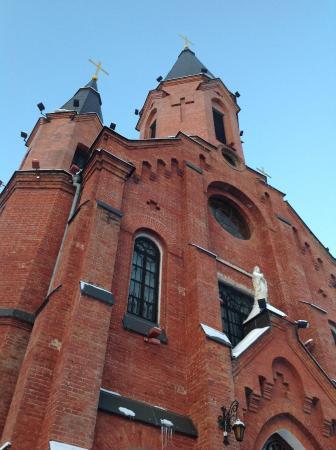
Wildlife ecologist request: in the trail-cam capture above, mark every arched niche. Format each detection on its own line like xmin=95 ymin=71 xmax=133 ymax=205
xmin=272 ymin=357 xmax=305 ymax=400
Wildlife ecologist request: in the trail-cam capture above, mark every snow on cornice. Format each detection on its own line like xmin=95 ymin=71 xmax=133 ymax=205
xmin=232 ymin=327 xmax=270 ymax=358
xmin=200 ymin=323 xmax=231 ymax=346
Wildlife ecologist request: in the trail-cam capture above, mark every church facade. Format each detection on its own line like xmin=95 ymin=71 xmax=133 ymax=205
xmin=0 ymin=46 xmax=335 ymax=450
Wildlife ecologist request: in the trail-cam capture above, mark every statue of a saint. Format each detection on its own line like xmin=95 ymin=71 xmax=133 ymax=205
xmin=244 ymin=266 xmax=269 ymax=324
xmin=252 ymin=266 xmax=268 ymax=301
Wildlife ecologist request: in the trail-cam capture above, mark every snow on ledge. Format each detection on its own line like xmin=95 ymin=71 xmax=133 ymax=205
xmin=267 ymin=303 xmax=287 ymax=317
xmin=232 ymin=327 xmax=270 ymax=358
xmin=100 ymin=387 xmax=121 ymax=396
xmin=53 ymin=109 xmax=74 ymax=113
xmin=0 ymin=443 xmax=11 ymax=450
xmin=200 ymin=323 xmax=231 ymax=346
xmin=80 ymin=281 xmax=111 ymax=295
xmin=244 ymin=303 xmax=286 ymax=323
xmin=49 ymin=441 xmax=88 ymax=450
xmin=243 ymin=303 xmax=261 ymax=323
xmin=160 ymin=418 xmax=174 ymax=427
xmin=118 ymin=406 xmax=135 ymax=417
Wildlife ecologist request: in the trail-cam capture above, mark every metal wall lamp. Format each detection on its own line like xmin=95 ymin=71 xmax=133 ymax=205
xmin=218 ymin=400 xmax=246 ymax=445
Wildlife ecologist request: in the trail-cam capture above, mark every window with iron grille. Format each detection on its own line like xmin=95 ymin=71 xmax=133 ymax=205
xmin=219 ymin=282 xmax=253 ymax=347
xmin=127 ymin=237 xmax=160 ymax=323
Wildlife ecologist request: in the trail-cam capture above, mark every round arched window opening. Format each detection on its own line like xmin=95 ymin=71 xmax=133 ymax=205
xmin=221 ymin=147 xmax=239 ymax=168
xmin=223 ymin=152 xmax=237 ymax=167
xmin=209 ymin=197 xmax=251 ymax=240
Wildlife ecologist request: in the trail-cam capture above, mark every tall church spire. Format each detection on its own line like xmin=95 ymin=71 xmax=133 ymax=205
xmin=61 ymin=77 xmax=103 ymax=121
xmin=164 ymin=47 xmax=215 ymax=81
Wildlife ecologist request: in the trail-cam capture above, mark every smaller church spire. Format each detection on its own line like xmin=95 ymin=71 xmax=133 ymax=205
xmin=60 ymin=78 xmax=103 ymax=121
xmin=60 ymin=60 xmax=109 ymax=121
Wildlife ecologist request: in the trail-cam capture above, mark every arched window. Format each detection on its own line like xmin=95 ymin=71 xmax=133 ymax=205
xmin=127 ymin=236 xmax=161 ymax=323
xmin=209 ymin=196 xmax=251 ymax=240
xmin=212 ymin=108 xmax=226 ymax=144
xmin=150 ymin=120 xmax=157 ymax=138
xmin=144 ymin=108 xmax=157 ymax=139
xmin=71 ymin=143 xmax=89 ymax=169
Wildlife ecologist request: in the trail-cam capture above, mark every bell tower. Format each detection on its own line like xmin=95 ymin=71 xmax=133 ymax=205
xmin=0 ymin=73 xmax=104 ymax=440
xmin=136 ymin=46 xmax=244 ymax=161
xmin=21 ymin=77 xmax=103 ymax=172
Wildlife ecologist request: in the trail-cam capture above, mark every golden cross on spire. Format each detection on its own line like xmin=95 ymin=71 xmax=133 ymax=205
xmin=88 ymin=59 xmax=109 ymax=80
xmin=179 ymin=34 xmax=194 ymax=49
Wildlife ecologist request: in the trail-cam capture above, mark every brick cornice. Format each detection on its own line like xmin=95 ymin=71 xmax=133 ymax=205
xmin=83 ymin=148 xmax=135 ymax=182
xmin=93 ymin=126 xmax=180 ymax=152
xmin=160 ymin=74 xmax=207 ymax=87
xmin=0 ymin=170 xmax=74 ymax=207
xmin=232 ymin=328 xmax=274 ymax=376
xmin=26 ymin=112 xmax=102 ymax=147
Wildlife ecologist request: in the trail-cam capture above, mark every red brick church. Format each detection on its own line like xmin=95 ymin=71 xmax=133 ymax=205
xmin=0 ymin=45 xmax=335 ymax=450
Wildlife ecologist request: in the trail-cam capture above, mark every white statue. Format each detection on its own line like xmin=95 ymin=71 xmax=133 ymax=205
xmin=252 ymin=266 xmax=268 ymax=301
xmin=244 ymin=266 xmax=269 ymax=324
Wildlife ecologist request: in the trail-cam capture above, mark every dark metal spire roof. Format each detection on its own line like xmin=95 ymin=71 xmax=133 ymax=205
xmin=61 ymin=78 xmax=103 ymax=121
xmin=164 ymin=48 xmax=215 ymax=81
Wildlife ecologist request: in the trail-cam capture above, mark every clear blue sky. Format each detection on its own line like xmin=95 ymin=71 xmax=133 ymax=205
xmin=1 ymin=0 xmax=336 ymax=256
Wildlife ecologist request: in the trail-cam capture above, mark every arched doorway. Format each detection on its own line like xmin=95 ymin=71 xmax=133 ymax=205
xmin=262 ymin=433 xmax=293 ymax=450
xmin=262 ymin=429 xmax=306 ymax=450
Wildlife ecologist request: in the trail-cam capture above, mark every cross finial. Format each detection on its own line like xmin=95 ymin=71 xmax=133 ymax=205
xmin=256 ymin=167 xmax=272 ymax=179
xmin=179 ymin=34 xmax=194 ymax=49
xmin=88 ymin=59 xmax=109 ymax=80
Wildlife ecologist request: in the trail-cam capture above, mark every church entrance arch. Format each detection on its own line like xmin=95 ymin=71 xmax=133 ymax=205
xmin=262 ymin=429 xmax=306 ymax=450
xmin=254 ymin=414 xmax=322 ymax=450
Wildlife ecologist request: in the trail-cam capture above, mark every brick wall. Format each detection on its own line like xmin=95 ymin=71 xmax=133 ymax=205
xmin=0 ymin=77 xmax=335 ymax=450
